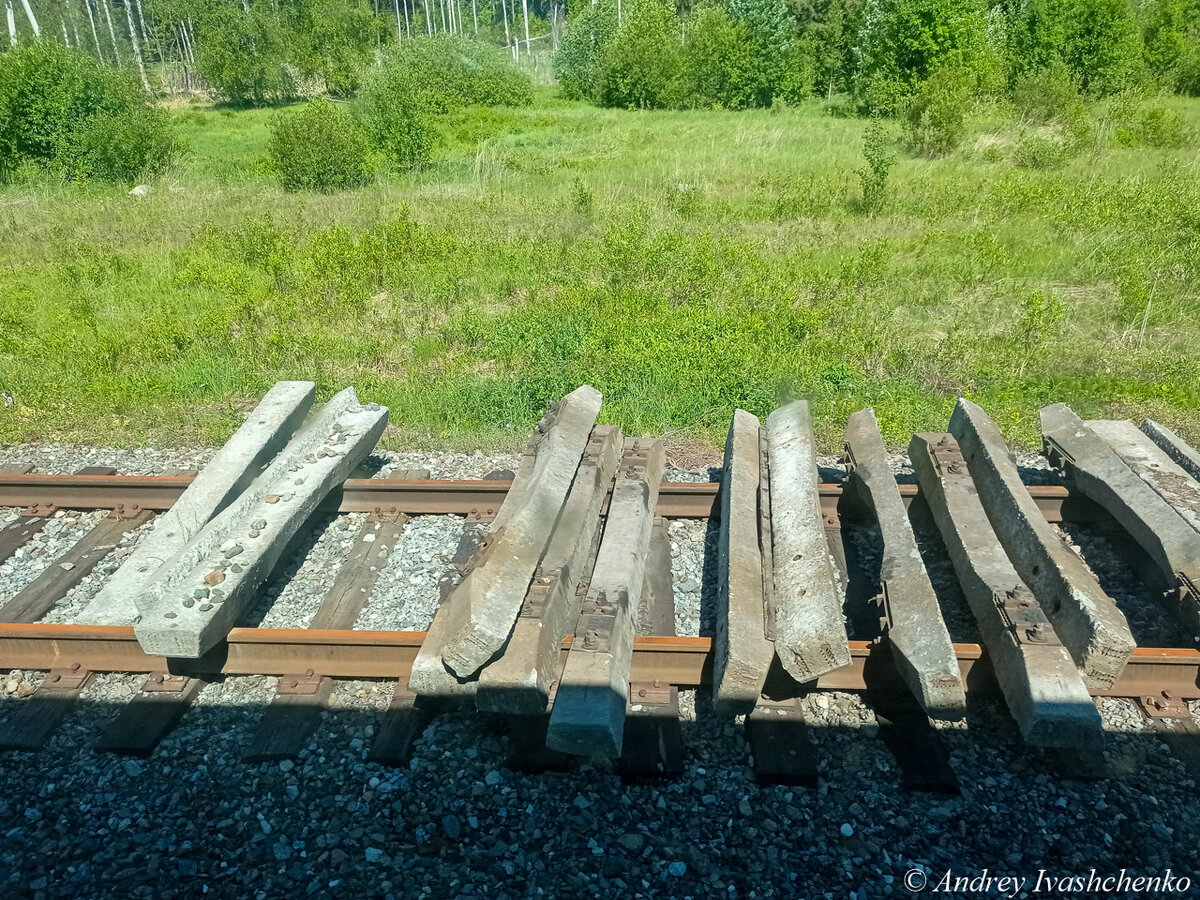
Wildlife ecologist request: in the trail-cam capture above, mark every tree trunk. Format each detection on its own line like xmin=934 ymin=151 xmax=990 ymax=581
xmin=439 ymin=0 xmax=446 ymax=32
xmin=6 ymin=0 xmax=17 ymax=46
xmin=422 ymin=0 xmax=431 ymax=34
xmin=85 ymin=0 xmax=103 ymax=60
xmin=19 ymin=0 xmax=38 ymax=36
xmin=102 ymin=0 xmax=121 ymax=63
xmin=124 ymin=0 xmax=151 ymax=92
xmin=61 ymin=15 xmax=69 ymax=43
xmin=67 ymin=0 xmax=82 ymax=48
xmin=471 ymin=0 xmax=476 ymax=34
xmin=521 ymin=0 xmax=529 ymax=53
xmin=392 ymin=0 xmax=401 ymax=38
xmin=135 ymin=0 xmax=161 ymax=65
xmin=180 ymin=20 xmax=194 ymax=64
xmin=500 ymin=0 xmax=509 ymax=49
xmin=402 ymin=0 xmax=410 ymax=37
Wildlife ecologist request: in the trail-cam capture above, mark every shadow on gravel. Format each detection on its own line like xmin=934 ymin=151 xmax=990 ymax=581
xmin=1 ymin=687 xmax=1199 ymax=899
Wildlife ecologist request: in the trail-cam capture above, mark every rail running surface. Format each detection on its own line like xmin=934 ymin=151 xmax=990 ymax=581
xmin=0 ymin=623 xmax=1197 ymax=699
xmin=0 ymin=473 xmax=1090 ymax=520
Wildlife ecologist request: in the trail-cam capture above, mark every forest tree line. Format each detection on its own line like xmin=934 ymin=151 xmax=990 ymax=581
xmin=2 ymin=0 xmax=1199 ymax=187
xmin=4 ymin=0 xmax=1199 ymax=107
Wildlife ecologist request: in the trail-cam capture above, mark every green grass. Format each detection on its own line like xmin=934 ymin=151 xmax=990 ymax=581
xmin=2 ymin=91 xmax=1200 ymax=452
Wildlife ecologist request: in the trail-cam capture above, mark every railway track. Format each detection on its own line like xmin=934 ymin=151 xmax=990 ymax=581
xmin=2 ymin=394 xmax=1199 ymax=790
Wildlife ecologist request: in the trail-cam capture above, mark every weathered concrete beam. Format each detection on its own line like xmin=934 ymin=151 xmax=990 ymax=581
xmin=475 ymin=425 xmax=624 ymax=714
xmin=764 ymin=401 xmax=850 ymax=684
xmin=438 ymin=385 xmax=604 ymax=679
xmin=1088 ymin=419 xmax=1200 ymax=536
xmin=134 ymin=389 xmax=388 ymax=657
xmin=910 ymin=433 xmax=1103 ymax=749
xmin=845 ymin=409 xmax=964 ymax=719
xmin=407 ymin=422 xmax=548 ymax=699
xmin=1141 ymin=419 xmax=1200 ymax=484
xmin=1042 ymin=406 xmax=1200 ymax=628
xmin=86 ymin=382 xmax=317 ymax=626
xmin=712 ymin=410 xmax=775 ymax=715
xmin=545 ymin=438 xmax=666 ymax=758
xmin=949 ymin=398 xmax=1134 ymax=690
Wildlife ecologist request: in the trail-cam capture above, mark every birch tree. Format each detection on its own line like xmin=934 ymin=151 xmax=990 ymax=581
xmin=85 ymin=0 xmax=103 ymax=60
xmin=124 ymin=0 xmax=151 ymax=91
xmin=7 ymin=0 xmax=16 ymax=46
xmin=19 ymin=0 xmax=38 ymax=36
xmin=67 ymin=0 xmax=82 ymax=47
xmin=102 ymin=0 xmax=121 ymax=63
xmin=521 ymin=0 xmax=529 ymax=53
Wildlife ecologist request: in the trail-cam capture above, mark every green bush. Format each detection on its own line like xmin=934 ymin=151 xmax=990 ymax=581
xmin=679 ymin=4 xmax=752 ymax=108
xmin=0 ymin=40 xmax=175 ymax=184
xmin=856 ymin=119 xmax=895 ymax=212
xmin=194 ymin=5 xmax=296 ymax=105
xmin=287 ymin=0 xmax=377 ymax=97
xmin=268 ymin=101 xmax=371 ymax=192
xmin=1013 ymin=130 xmax=1073 ymax=168
xmin=554 ymin=0 xmax=622 ymax=101
xmin=854 ymin=0 xmax=990 ymax=113
xmin=60 ymin=106 xmax=177 ymax=183
xmin=1011 ymin=60 xmax=1083 ymax=124
xmin=595 ymin=0 xmax=683 ymax=109
xmin=728 ymin=0 xmax=804 ymax=107
xmin=375 ymin=34 xmax=533 ymax=114
xmin=1114 ymin=96 xmax=1192 ymax=148
xmin=1007 ymin=0 xmax=1146 ymax=96
xmin=355 ymin=66 xmax=433 ymax=170
xmin=902 ymin=66 xmax=973 ymax=156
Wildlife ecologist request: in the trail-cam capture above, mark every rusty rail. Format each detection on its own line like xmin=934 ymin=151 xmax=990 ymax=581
xmin=0 ymin=473 xmax=1092 ymax=522
xmin=0 ymin=625 xmax=1193 ymax=699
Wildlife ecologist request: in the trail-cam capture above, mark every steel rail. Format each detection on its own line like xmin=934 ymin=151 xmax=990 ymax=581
xmin=0 ymin=474 xmax=1095 ymax=522
xmin=0 ymin=625 xmax=1193 ymax=699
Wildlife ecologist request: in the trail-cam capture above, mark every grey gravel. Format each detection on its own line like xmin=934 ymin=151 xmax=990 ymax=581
xmin=0 ymin=509 xmax=111 ymax=607
xmin=355 ymin=516 xmax=473 ymax=631
xmin=667 ymin=519 xmax=713 ymax=638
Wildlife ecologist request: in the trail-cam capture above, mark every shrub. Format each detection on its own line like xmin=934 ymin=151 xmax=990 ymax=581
xmin=856 ymin=119 xmax=895 ymax=212
xmin=60 ymin=106 xmax=177 ymax=183
xmin=355 ymin=65 xmax=433 ymax=169
xmin=728 ymin=0 xmax=803 ymax=107
xmin=1013 ymin=130 xmax=1072 ymax=168
xmin=680 ymin=4 xmax=752 ymax=109
xmin=595 ymin=0 xmax=683 ymax=109
xmin=374 ymin=34 xmax=533 ymax=114
xmin=268 ymin=101 xmax=371 ymax=192
xmin=1011 ymin=60 xmax=1083 ymax=124
xmin=1114 ymin=96 xmax=1192 ymax=148
xmin=902 ymin=66 xmax=973 ymax=156
xmin=554 ymin=0 xmax=622 ymax=101
xmin=854 ymin=0 xmax=990 ymax=112
xmin=1007 ymin=0 xmax=1146 ymax=96
xmin=0 ymin=39 xmax=175 ymax=184
xmin=194 ymin=5 xmax=296 ymax=105
xmin=287 ymin=0 xmax=376 ymax=97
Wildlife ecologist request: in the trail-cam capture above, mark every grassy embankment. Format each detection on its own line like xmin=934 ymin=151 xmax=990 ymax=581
xmin=1 ymin=89 xmax=1199 ymax=452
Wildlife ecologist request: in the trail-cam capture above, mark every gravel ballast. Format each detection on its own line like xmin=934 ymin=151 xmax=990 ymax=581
xmin=1 ymin=443 xmax=1199 ymax=898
